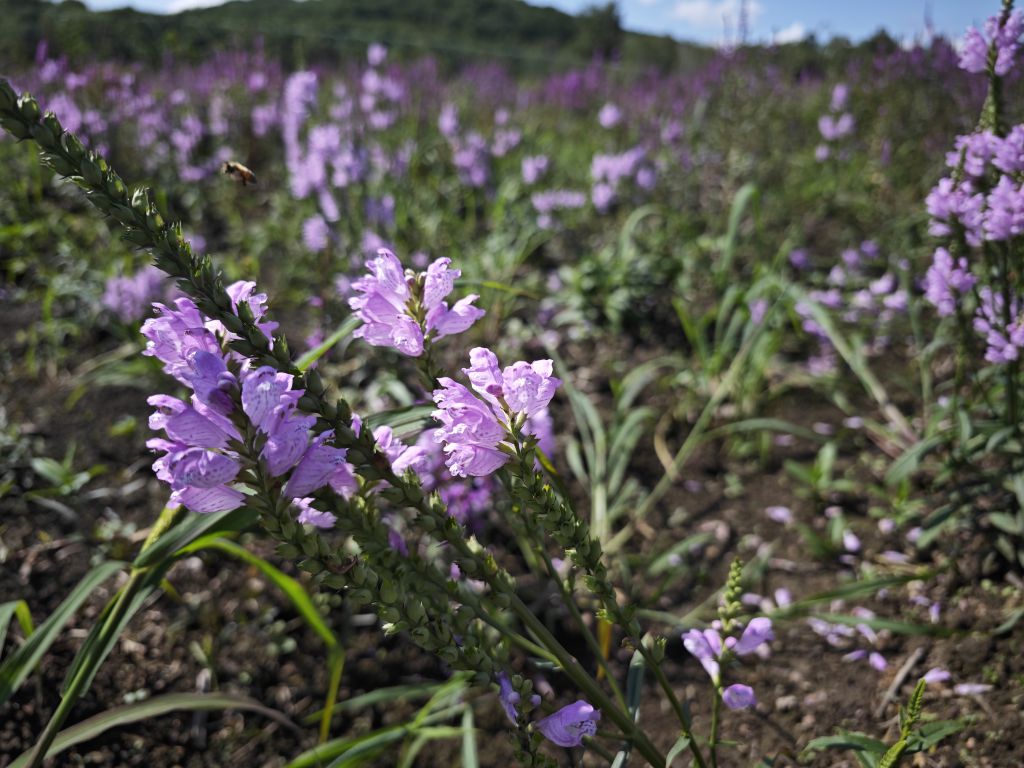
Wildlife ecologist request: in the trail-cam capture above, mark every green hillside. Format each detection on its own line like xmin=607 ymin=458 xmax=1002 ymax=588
xmin=0 ymin=0 xmax=711 ymax=73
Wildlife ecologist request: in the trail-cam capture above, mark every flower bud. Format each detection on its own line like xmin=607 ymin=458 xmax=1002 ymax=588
xmin=0 ymin=115 xmax=30 ymax=140
xmin=17 ymin=95 xmax=40 ymax=123
xmin=30 ymin=121 xmax=56 ymax=147
xmin=42 ymin=112 xmax=62 ymax=140
xmin=0 ymin=80 xmax=16 ymax=111
xmin=62 ymin=132 xmax=84 ymax=161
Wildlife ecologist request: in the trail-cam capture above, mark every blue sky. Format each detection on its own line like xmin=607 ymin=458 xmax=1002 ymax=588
xmin=79 ymin=0 xmax=991 ymax=46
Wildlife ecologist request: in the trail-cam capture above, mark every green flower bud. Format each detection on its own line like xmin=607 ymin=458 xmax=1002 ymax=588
xmin=81 ymin=158 xmax=103 ymax=187
xmin=17 ymin=95 xmax=40 ymax=123
xmin=321 ymin=573 xmax=347 ymax=590
xmin=300 ymin=558 xmax=325 ymax=575
xmin=301 ymin=537 xmax=320 ymax=558
xmin=0 ymin=115 xmax=30 ymax=140
xmin=277 ymin=543 xmax=300 ymax=559
xmin=42 ymin=112 xmax=62 ymax=138
xmin=123 ymin=227 xmax=151 ymax=247
xmin=30 ymin=121 xmax=56 ymax=148
xmin=0 ymin=80 xmax=16 ymax=111
xmin=379 ymin=606 xmax=401 ymax=624
xmin=409 ymin=626 xmax=432 ymax=646
xmin=62 ymin=132 xmax=84 ymax=161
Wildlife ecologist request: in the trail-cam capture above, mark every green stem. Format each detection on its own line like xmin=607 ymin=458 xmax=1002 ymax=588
xmin=708 ymin=685 xmax=722 ymax=768
xmin=638 ymin=644 xmax=709 ymax=768
xmin=503 ymin=592 xmax=666 ymax=768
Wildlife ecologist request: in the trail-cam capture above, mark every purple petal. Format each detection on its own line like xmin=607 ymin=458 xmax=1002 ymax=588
xmin=722 ymin=684 xmax=756 ymax=710
xmin=535 ymin=700 xmax=600 ymax=747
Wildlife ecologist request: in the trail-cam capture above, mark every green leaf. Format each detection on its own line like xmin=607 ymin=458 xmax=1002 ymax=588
xmin=460 ymin=708 xmax=478 ymax=768
xmin=802 ymin=732 xmax=887 ymax=755
xmin=666 ymin=735 xmax=692 ymax=767
xmin=812 ymin=612 xmax=951 ymax=637
xmin=295 ymin=316 xmax=360 ymax=371
xmin=905 ymin=719 xmax=968 ymax=751
xmin=363 ymin=404 xmax=435 ymax=438
xmin=885 ymin=436 xmax=943 ymax=487
xmin=0 ymin=600 xmax=33 ymax=657
xmin=0 ymin=560 xmax=125 ymax=705
xmin=132 ymin=505 xmax=257 ymax=569
xmin=60 ymin=567 xmax=169 ymax=696
xmin=8 ymin=692 xmax=296 ymax=768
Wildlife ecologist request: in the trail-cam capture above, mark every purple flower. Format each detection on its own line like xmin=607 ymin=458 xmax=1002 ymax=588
xmin=141 ymin=297 xmax=223 ymax=387
xmin=730 ymin=617 xmax=774 ymax=655
xmin=431 ymin=349 xmax=561 ymax=477
xmin=367 ymin=43 xmax=388 ymax=67
xmin=284 ymin=431 xmax=349 ymax=497
xmin=497 ymin=674 xmax=520 ymax=724
xmin=349 ymin=250 xmax=483 ymax=357
xmin=102 ymin=265 xmax=167 ymax=322
xmin=303 ymin=214 xmax=330 ymax=253
xmin=721 ymin=684 xmax=756 ymax=710
xmin=682 ymin=628 xmax=722 ymax=682
xmin=521 ymin=154 xmax=549 ymax=185
xmin=293 ymin=497 xmax=337 ymax=529
xmin=598 ymin=102 xmax=621 ymax=128
xmin=959 ymin=12 xmax=1023 ymax=76
xmin=924 ymin=248 xmax=976 ymax=317
xmin=432 ymin=379 xmax=509 ymax=477
xmin=535 ymin=701 xmax=600 ymax=747
xmin=973 ymin=287 xmax=1024 ymax=363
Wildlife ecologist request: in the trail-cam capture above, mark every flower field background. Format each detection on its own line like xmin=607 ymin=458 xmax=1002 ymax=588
xmin=1 ymin=2 xmax=1023 ymax=767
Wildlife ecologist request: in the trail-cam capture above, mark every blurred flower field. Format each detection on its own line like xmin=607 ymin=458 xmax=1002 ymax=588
xmin=1 ymin=5 xmax=1024 ymax=767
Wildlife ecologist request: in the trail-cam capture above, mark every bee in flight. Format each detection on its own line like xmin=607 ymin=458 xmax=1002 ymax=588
xmin=220 ymin=161 xmax=257 ymax=186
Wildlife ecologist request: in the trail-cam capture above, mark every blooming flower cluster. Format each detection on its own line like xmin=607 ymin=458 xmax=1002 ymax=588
xmin=348 ymin=249 xmax=484 ymax=357
xmin=959 ymin=9 xmax=1023 ymax=76
xmin=531 ymin=189 xmax=587 ymax=229
xmin=498 ymin=675 xmax=600 ymax=748
xmin=432 ymin=348 xmax=560 ymax=477
xmin=142 ymin=284 xmax=349 ymax=521
xmin=589 ymin=146 xmax=653 ymax=213
xmin=794 ymin=241 xmax=909 ymax=375
xmin=921 ymin=11 xmax=1024 ymax=364
xmin=815 ymin=82 xmax=854 ymax=162
xmin=682 ymin=617 xmax=773 ymax=710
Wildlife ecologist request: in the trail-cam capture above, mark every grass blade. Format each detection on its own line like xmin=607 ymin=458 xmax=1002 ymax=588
xmin=296 ymin=316 xmax=360 ymax=372
xmin=0 ymin=559 xmax=124 ymax=705
xmin=8 ymin=692 xmax=296 ymax=768
xmin=0 ymin=600 xmax=34 ymax=657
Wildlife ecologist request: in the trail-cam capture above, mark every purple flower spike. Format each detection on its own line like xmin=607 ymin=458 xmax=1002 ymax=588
xmin=722 ymin=684 xmax=756 ymax=710
xmin=535 ymin=700 xmax=600 ymax=747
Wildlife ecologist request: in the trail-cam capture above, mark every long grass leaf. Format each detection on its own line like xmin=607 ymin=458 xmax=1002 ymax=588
xmin=8 ymin=692 xmax=296 ymax=768
xmin=0 ymin=559 xmax=124 ymax=705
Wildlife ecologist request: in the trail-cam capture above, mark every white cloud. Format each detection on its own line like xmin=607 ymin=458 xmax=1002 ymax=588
xmin=671 ymin=0 xmax=762 ymax=29
xmin=774 ymin=21 xmax=806 ymax=44
xmin=636 ymin=0 xmax=661 ymax=6
xmin=166 ymin=0 xmax=236 ymax=12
